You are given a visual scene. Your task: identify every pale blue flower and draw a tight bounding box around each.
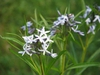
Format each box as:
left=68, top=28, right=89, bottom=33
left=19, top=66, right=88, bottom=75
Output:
left=50, top=28, right=56, bottom=36
left=38, top=44, right=50, bottom=55
left=18, top=43, right=32, bottom=56
left=53, top=15, right=69, bottom=27
left=34, top=34, right=47, bottom=43
left=53, top=11, right=81, bottom=28
left=22, top=35, right=34, bottom=44
left=21, top=21, right=33, bottom=30
left=26, top=21, right=33, bottom=27
left=87, top=24, right=96, bottom=34
left=71, top=26, right=85, bottom=36
left=93, top=15, right=100, bottom=23
left=83, top=6, right=92, bottom=18
left=50, top=49, right=58, bottom=58
left=21, top=21, right=35, bottom=34
left=19, top=27, right=57, bottom=58
left=85, top=18, right=91, bottom=25
left=36, top=27, right=50, bottom=36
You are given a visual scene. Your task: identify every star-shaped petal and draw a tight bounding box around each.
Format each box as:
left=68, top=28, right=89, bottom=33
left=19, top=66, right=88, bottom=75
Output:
left=36, top=27, right=50, bottom=36
left=22, top=35, right=34, bottom=44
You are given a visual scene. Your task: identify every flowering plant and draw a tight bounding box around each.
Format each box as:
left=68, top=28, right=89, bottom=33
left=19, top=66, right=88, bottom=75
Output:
left=1, top=3, right=100, bottom=75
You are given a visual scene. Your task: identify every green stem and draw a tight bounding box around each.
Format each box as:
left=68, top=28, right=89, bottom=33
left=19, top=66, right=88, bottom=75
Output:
left=60, top=26, right=67, bottom=75
left=38, top=55, right=44, bottom=75
left=61, top=54, right=66, bottom=75
left=79, top=35, right=88, bottom=62
left=81, top=48, right=87, bottom=62
left=30, top=57, right=40, bottom=74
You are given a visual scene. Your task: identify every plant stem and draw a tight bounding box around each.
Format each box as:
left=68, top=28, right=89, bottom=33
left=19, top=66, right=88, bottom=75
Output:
left=81, top=48, right=87, bottom=62
left=79, top=35, right=88, bottom=62
left=60, top=25, right=67, bottom=75
left=61, top=54, right=66, bottom=75
left=38, top=55, right=44, bottom=75
left=30, top=57, right=40, bottom=75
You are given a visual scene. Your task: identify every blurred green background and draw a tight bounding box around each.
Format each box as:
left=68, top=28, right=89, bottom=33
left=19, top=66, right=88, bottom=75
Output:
left=0, top=0, right=100, bottom=75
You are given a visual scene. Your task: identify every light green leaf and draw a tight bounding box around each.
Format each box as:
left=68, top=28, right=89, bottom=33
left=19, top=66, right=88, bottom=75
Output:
left=8, top=41, right=20, bottom=50
left=6, top=33, right=22, bottom=39
left=34, top=9, right=38, bottom=24
left=75, top=10, right=84, bottom=19
left=67, top=62, right=100, bottom=70
left=40, top=14, right=48, bottom=27
left=31, top=18, right=42, bottom=27
left=68, top=31, right=75, bottom=41
left=1, top=35, right=24, bottom=46
left=64, top=7, right=68, bottom=15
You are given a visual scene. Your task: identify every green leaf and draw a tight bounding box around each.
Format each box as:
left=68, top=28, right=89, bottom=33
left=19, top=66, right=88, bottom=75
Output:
left=51, top=67, right=59, bottom=72
left=67, top=0, right=70, bottom=14
left=74, top=10, right=84, bottom=19
left=87, top=35, right=94, bottom=47
left=70, top=41, right=78, bottom=64
left=6, top=33, right=22, bottom=39
left=34, top=9, right=38, bottom=24
left=67, top=62, right=100, bottom=70
left=76, top=48, right=100, bottom=75
left=8, top=41, right=20, bottom=50
left=9, top=49, right=41, bottom=75
left=31, top=18, right=42, bottom=27
left=66, top=51, right=77, bottom=64
left=64, top=7, right=68, bottom=14
left=88, top=48, right=100, bottom=62
left=80, top=0, right=85, bottom=10
left=33, top=9, right=38, bottom=28
left=68, top=31, right=75, bottom=41
left=40, top=14, right=48, bottom=27
left=1, top=35, right=24, bottom=46
left=45, top=50, right=67, bottom=74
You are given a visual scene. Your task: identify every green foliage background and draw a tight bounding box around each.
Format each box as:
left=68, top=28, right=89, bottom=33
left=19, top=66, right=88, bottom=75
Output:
left=0, top=0, right=100, bottom=75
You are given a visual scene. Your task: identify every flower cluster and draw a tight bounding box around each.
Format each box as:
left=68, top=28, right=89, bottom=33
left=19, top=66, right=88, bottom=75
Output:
left=18, top=26, right=57, bottom=58
left=18, top=5, right=100, bottom=58
left=51, top=10, right=84, bottom=36
left=51, top=6, right=100, bottom=36
left=21, top=21, right=35, bottom=34
left=83, top=6, right=100, bottom=34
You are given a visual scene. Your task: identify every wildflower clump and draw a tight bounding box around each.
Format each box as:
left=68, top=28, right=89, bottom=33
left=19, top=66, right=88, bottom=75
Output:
left=82, top=5, right=100, bottom=34
left=19, top=22, right=57, bottom=58
left=51, top=10, right=84, bottom=36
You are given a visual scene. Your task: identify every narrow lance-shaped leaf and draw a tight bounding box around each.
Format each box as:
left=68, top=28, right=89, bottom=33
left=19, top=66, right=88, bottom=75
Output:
left=67, top=62, right=100, bottom=70
left=6, top=33, right=22, bottom=39
left=70, top=41, right=78, bottom=64
left=68, top=31, right=75, bottom=41
left=74, top=10, right=84, bottom=19
left=9, top=49, right=41, bottom=75
left=46, top=50, right=67, bottom=74
left=31, top=18, right=42, bottom=27
left=40, top=14, right=48, bottom=27
left=76, top=48, right=100, bottom=75
left=0, top=35, right=24, bottom=46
